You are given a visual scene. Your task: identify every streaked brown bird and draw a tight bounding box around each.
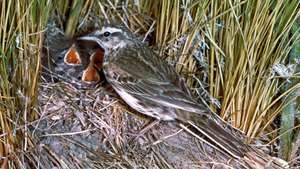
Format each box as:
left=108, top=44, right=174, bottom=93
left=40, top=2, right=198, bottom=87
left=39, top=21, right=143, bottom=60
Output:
left=77, top=24, right=286, bottom=168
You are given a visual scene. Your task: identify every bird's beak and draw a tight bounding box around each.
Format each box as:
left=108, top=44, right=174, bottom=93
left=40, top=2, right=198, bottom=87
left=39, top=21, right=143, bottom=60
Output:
left=77, top=34, right=104, bottom=47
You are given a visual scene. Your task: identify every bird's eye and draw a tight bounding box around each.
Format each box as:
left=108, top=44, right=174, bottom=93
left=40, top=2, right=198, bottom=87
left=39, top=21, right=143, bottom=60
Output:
left=103, top=32, right=110, bottom=37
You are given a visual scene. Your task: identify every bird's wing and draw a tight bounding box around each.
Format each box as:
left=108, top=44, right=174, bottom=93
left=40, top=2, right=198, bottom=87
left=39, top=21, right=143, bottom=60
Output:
left=106, top=45, right=207, bottom=114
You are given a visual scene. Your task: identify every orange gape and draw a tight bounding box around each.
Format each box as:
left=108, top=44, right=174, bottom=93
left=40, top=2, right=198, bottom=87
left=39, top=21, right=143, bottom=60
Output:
left=82, top=49, right=104, bottom=83
left=92, top=49, right=104, bottom=70
left=82, top=65, right=100, bottom=83
left=64, top=44, right=81, bottom=65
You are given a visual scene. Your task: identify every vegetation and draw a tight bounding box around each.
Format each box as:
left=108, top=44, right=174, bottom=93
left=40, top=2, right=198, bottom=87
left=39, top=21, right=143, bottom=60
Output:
left=0, top=0, right=300, bottom=168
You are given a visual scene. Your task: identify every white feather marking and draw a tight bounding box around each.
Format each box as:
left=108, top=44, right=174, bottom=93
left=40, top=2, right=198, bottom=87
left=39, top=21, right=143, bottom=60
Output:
left=115, top=88, right=175, bottom=121
left=146, top=97, right=199, bottom=113
left=100, top=27, right=122, bottom=34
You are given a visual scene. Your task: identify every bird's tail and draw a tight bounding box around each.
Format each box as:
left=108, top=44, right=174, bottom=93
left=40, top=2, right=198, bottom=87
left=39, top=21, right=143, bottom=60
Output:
left=176, top=114, right=288, bottom=168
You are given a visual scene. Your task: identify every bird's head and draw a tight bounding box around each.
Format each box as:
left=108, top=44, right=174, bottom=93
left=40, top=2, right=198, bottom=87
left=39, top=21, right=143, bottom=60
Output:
left=77, top=25, right=133, bottom=54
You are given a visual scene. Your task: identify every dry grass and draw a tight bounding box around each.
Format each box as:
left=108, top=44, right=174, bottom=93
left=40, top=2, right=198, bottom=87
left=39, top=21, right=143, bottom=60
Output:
left=0, top=0, right=50, bottom=167
left=24, top=80, right=250, bottom=169
left=1, top=0, right=300, bottom=168
left=204, top=1, right=300, bottom=161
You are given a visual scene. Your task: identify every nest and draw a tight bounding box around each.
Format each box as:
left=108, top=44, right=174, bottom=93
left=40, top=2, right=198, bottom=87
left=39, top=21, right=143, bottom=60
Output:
left=25, top=80, right=249, bottom=169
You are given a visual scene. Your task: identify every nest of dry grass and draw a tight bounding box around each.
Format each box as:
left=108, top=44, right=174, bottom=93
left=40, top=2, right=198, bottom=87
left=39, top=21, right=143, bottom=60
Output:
left=26, top=79, right=250, bottom=169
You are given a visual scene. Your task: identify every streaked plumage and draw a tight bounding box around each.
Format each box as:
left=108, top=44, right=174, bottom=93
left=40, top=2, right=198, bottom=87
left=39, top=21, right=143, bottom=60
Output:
left=77, top=25, right=287, bottom=168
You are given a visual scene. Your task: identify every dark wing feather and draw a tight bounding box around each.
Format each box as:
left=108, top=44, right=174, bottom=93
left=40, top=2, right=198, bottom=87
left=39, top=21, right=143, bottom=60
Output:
left=106, top=44, right=208, bottom=115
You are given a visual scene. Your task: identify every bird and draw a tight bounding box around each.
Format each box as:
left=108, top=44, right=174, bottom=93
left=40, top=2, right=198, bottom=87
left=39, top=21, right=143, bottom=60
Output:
left=76, top=24, right=287, bottom=168
left=42, top=34, right=105, bottom=86
left=81, top=49, right=104, bottom=83
left=63, top=41, right=105, bottom=84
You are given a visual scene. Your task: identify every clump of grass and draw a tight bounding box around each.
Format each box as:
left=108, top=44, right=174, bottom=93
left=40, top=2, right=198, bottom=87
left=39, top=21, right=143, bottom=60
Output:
left=140, top=0, right=210, bottom=87
left=0, top=0, right=50, bottom=168
left=204, top=0, right=300, bottom=161
left=206, top=1, right=300, bottom=136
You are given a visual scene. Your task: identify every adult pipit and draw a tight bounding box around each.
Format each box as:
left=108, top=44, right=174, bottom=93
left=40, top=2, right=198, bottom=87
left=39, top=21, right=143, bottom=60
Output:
left=77, top=24, right=287, bottom=168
